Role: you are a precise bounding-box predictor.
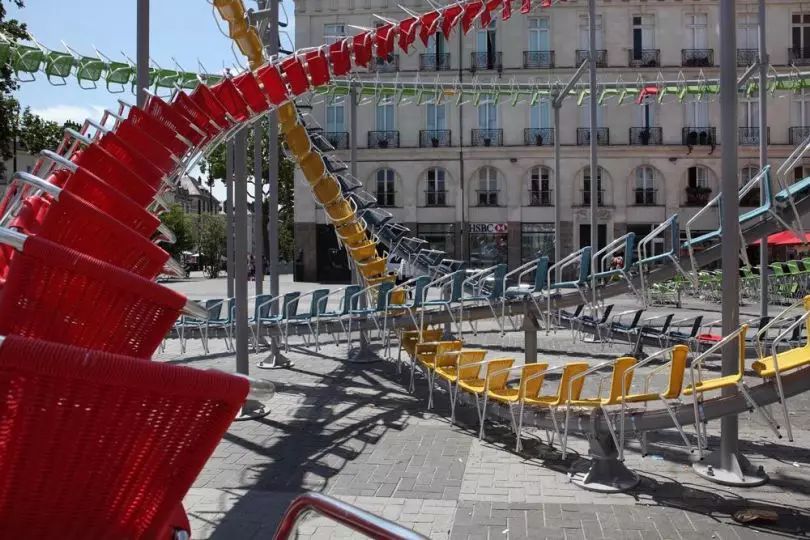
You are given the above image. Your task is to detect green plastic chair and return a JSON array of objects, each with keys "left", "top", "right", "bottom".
[
  {"left": 770, "top": 263, "right": 785, "bottom": 277},
  {"left": 176, "top": 71, "right": 200, "bottom": 90},
  {"left": 200, "top": 73, "right": 222, "bottom": 86},
  {"left": 145, "top": 67, "right": 179, "bottom": 96},
  {"left": 42, "top": 49, "right": 74, "bottom": 85},
  {"left": 12, "top": 44, "right": 44, "bottom": 82},
  {"left": 73, "top": 54, "right": 105, "bottom": 89},
  {"left": 104, "top": 60, "right": 134, "bottom": 93},
  {"left": 786, "top": 260, "right": 802, "bottom": 276}
]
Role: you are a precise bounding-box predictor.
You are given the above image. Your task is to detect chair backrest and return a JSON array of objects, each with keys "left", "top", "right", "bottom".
[
  {"left": 448, "top": 271, "right": 466, "bottom": 302},
  {"left": 254, "top": 294, "right": 273, "bottom": 320},
  {"left": 488, "top": 264, "right": 507, "bottom": 298},
  {"left": 534, "top": 256, "right": 550, "bottom": 291},
  {"left": 225, "top": 298, "right": 236, "bottom": 322},
  {"left": 310, "top": 288, "right": 330, "bottom": 316},
  {"left": 458, "top": 350, "right": 488, "bottom": 380},
  {"left": 375, "top": 281, "right": 395, "bottom": 310},
  {"left": 577, "top": 247, "right": 592, "bottom": 283},
  {"left": 435, "top": 341, "right": 464, "bottom": 368},
  {"left": 0, "top": 334, "right": 249, "bottom": 539},
  {"left": 520, "top": 363, "right": 549, "bottom": 399},
  {"left": 411, "top": 276, "right": 432, "bottom": 308},
  {"left": 688, "top": 316, "right": 704, "bottom": 337},
  {"left": 660, "top": 313, "right": 674, "bottom": 333},
  {"left": 205, "top": 299, "right": 224, "bottom": 321},
  {"left": 621, "top": 234, "right": 636, "bottom": 272},
  {"left": 669, "top": 214, "right": 680, "bottom": 256},
  {"left": 554, "top": 362, "right": 590, "bottom": 405},
  {"left": 628, "top": 309, "right": 644, "bottom": 329},
  {"left": 281, "top": 291, "right": 301, "bottom": 318},
  {"left": 484, "top": 358, "right": 515, "bottom": 390},
  {"left": 598, "top": 304, "right": 614, "bottom": 324},
  {"left": 342, "top": 285, "right": 363, "bottom": 314},
  {"left": 661, "top": 345, "right": 689, "bottom": 399},
  {"left": 603, "top": 357, "right": 637, "bottom": 405}
]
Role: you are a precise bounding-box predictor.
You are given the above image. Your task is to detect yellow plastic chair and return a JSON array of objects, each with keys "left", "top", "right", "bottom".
[
  {"left": 397, "top": 328, "right": 443, "bottom": 375},
  {"left": 683, "top": 324, "right": 781, "bottom": 457},
  {"left": 348, "top": 241, "right": 377, "bottom": 263},
  {"left": 519, "top": 362, "right": 589, "bottom": 450},
  {"left": 484, "top": 363, "right": 549, "bottom": 450},
  {"left": 214, "top": 0, "right": 245, "bottom": 21},
  {"left": 366, "top": 273, "right": 396, "bottom": 287},
  {"left": 433, "top": 349, "right": 488, "bottom": 423},
  {"left": 300, "top": 152, "right": 326, "bottom": 184},
  {"left": 457, "top": 357, "right": 515, "bottom": 438},
  {"left": 336, "top": 219, "right": 366, "bottom": 241},
  {"left": 277, "top": 101, "right": 297, "bottom": 126},
  {"left": 357, "top": 256, "right": 386, "bottom": 279},
  {"left": 342, "top": 230, "right": 369, "bottom": 250},
  {"left": 413, "top": 341, "right": 463, "bottom": 407},
  {"left": 325, "top": 198, "right": 355, "bottom": 227},
  {"left": 235, "top": 28, "right": 263, "bottom": 59},
  {"left": 285, "top": 125, "right": 312, "bottom": 159},
  {"left": 619, "top": 345, "right": 690, "bottom": 458},
  {"left": 312, "top": 176, "right": 341, "bottom": 206}
]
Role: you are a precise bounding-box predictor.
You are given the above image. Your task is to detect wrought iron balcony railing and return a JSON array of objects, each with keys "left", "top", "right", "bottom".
[
  {"left": 628, "top": 49, "right": 660, "bottom": 68},
  {"left": 424, "top": 190, "right": 448, "bottom": 207},
  {"left": 634, "top": 188, "right": 657, "bottom": 206},
  {"left": 790, "top": 126, "right": 810, "bottom": 145},
  {"left": 737, "top": 49, "right": 758, "bottom": 67},
  {"left": 682, "top": 49, "right": 714, "bottom": 67},
  {"left": 528, "top": 189, "right": 553, "bottom": 206},
  {"left": 629, "top": 127, "right": 662, "bottom": 146},
  {"left": 419, "top": 129, "right": 452, "bottom": 148},
  {"left": 522, "top": 50, "right": 555, "bottom": 69},
  {"left": 789, "top": 48, "right": 810, "bottom": 66},
  {"left": 367, "top": 130, "right": 400, "bottom": 149},
  {"left": 471, "top": 128, "right": 503, "bottom": 147},
  {"left": 524, "top": 128, "right": 554, "bottom": 146},
  {"left": 576, "top": 49, "right": 607, "bottom": 67},
  {"left": 738, "top": 127, "right": 770, "bottom": 145},
  {"left": 369, "top": 54, "right": 399, "bottom": 73},
  {"left": 476, "top": 190, "right": 500, "bottom": 207},
  {"left": 576, "top": 127, "right": 609, "bottom": 146},
  {"left": 681, "top": 127, "right": 716, "bottom": 147},
  {"left": 324, "top": 132, "right": 349, "bottom": 150},
  {"left": 580, "top": 190, "right": 605, "bottom": 206},
  {"left": 470, "top": 52, "right": 503, "bottom": 73},
  {"left": 419, "top": 52, "right": 451, "bottom": 71}
]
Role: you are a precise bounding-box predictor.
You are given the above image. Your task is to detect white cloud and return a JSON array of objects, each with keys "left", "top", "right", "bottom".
[{"left": 30, "top": 104, "right": 107, "bottom": 125}]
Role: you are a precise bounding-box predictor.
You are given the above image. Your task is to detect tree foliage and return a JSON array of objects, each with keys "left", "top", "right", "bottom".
[
  {"left": 201, "top": 118, "right": 296, "bottom": 261},
  {"left": 0, "top": 1, "right": 27, "bottom": 177},
  {"left": 189, "top": 213, "right": 227, "bottom": 279},
  {"left": 17, "top": 106, "right": 81, "bottom": 153},
  {"left": 159, "top": 204, "right": 194, "bottom": 262}
]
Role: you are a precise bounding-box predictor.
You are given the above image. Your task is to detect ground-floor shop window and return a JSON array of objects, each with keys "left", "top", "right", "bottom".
[
  {"left": 468, "top": 223, "right": 508, "bottom": 267},
  {"left": 521, "top": 223, "right": 556, "bottom": 264},
  {"left": 627, "top": 224, "right": 664, "bottom": 262},
  {"left": 417, "top": 223, "right": 455, "bottom": 255}
]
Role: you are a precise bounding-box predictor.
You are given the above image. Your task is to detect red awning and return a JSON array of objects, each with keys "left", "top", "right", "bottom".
[{"left": 753, "top": 231, "right": 810, "bottom": 245}]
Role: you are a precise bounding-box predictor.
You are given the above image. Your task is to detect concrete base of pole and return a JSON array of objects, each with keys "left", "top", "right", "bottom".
[
  {"left": 692, "top": 450, "right": 768, "bottom": 487},
  {"left": 233, "top": 398, "right": 271, "bottom": 421},
  {"left": 256, "top": 338, "right": 294, "bottom": 369},
  {"left": 345, "top": 345, "right": 383, "bottom": 364},
  {"left": 568, "top": 432, "right": 640, "bottom": 493}
]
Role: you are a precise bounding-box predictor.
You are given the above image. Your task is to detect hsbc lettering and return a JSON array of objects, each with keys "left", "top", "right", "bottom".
[{"left": 468, "top": 223, "right": 508, "bottom": 234}]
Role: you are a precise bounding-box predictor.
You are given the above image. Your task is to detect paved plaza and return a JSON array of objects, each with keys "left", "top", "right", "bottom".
[{"left": 160, "top": 274, "right": 810, "bottom": 540}]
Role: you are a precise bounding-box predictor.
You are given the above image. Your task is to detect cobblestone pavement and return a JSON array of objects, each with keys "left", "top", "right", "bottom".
[{"left": 159, "top": 277, "right": 810, "bottom": 539}]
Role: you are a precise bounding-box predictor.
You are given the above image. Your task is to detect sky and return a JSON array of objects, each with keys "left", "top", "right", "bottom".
[{"left": 9, "top": 0, "right": 295, "bottom": 123}]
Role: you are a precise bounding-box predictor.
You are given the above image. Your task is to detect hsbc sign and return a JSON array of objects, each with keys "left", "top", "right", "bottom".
[{"left": 468, "top": 223, "right": 508, "bottom": 234}]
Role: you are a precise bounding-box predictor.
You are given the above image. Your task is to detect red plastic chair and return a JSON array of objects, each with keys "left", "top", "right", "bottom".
[
  {"left": 232, "top": 70, "right": 270, "bottom": 116},
  {"left": 1, "top": 173, "right": 172, "bottom": 280},
  {"left": 141, "top": 96, "right": 208, "bottom": 148},
  {"left": 462, "top": 2, "right": 484, "bottom": 34},
  {"left": 117, "top": 106, "right": 191, "bottom": 159},
  {"left": 397, "top": 17, "right": 419, "bottom": 53},
  {"left": 107, "top": 114, "right": 179, "bottom": 175},
  {"left": 0, "top": 232, "right": 188, "bottom": 357},
  {"left": 210, "top": 77, "right": 251, "bottom": 123},
  {"left": 375, "top": 23, "right": 396, "bottom": 59},
  {"left": 305, "top": 48, "right": 330, "bottom": 87},
  {"left": 173, "top": 90, "right": 221, "bottom": 140},
  {"left": 281, "top": 56, "right": 310, "bottom": 96},
  {"left": 419, "top": 11, "right": 441, "bottom": 47},
  {"left": 352, "top": 32, "right": 372, "bottom": 68},
  {"left": 328, "top": 40, "right": 352, "bottom": 76},
  {"left": 441, "top": 4, "right": 464, "bottom": 39},
  {"left": 255, "top": 63, "right": 290, "bottom": 105},
  {"left": 0, "top": 333, "right": 249, "bottom": 539},
  {"left": 189, "top": 84, "right": 231, "bottom": 132}
]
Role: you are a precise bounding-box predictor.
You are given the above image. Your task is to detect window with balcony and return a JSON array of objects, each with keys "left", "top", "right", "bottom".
[
  {"left": 737, "top": 13, "right": 758, "bottom": 66},
  {"left": 683, "top": 13, "right": 712, "bottom": 67},
  {"left": 474, "top": 20, "right": 501, "bottom": 71},
  {"left": 578, "top": 97, "right": 608, "bottom": 145},
  {"left": 372, "top": 22, "right": 398, "bottom": 72},
  {"left": 422, "top": 32, "right": 450, "bottom": 70},
  {"left": 324, "top": 23, "right": 345, "bottom": 45},
  {"left": 375, "top": 168, "right": 396, "bottom": 207},
  {"left": 683, "top": 99, "right": 714, "bottom": 149},
  {"left": 526, "top": 101, "right": 553, "bottom": 145},
  {"left": 630, "top": 15, "right": 659, "bottom": 67},
  {"left": 739, "top": 166, "right": 761, "bottom": 206},
  {"left": 473, "top": 96, "right": 502, "bottom": 146},
  {"left": 791, "top": 88, "right": 810, "bottom": 144},
  {"left": 425, "top": 167, "right": 448, "bottom": 206},
  {"left": 686, "top": 165, "right": 713, "bottom": 205},
  {"left": 528, "top": 166, "right": 552, "bottom": 206},
  {"left": 578, "top": 13, "right": 606, "bottom": 67},
  {"left": 525, "top": 17, "right": 554, "bottom": 68},
  {"left": 582, "top": 166, "right": 604, "bottom": 206},
  {"left": 477, "top": 166, "right": 499, "bottom": 206},
  {"left": 634, "top": 166, "right": 657, "bottom": 205},
  {"left": 325, "top": 96, "right": 346, "bottom": 149},
  {"left": 369, "top": 98, "right": 398, "bottom": 148},
  {"left": 631, "top": 99, "right": 661, "bottom": 145},
  {"left": 792, "top": 14, "right": 810, "bottom": 65},
  {"left": 739, "top": 98, "right": 766, "bottom": 145}
]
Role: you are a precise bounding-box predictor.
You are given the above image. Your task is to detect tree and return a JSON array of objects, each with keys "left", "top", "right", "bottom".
[
  {"left": 159, "top": 204, "right": 194, "bottom": 262},
  {"left": 17, "top": 106, "right": 81, "bottom": 153},
  {"left": 201, "top": 118, "right": 296, "bottom": 261},
  {"left": 189, "top": 213, "right": 227, "bottom": 279},
  {"left": 0, "top": 1, "right": 27, "bottom": 178}
]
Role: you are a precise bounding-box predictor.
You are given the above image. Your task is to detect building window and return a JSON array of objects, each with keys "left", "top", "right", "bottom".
[
  {"left": 686, "top": 13, "right": 708, "bottom": 48},
  {"left": 417, "top": 223, "right": 455, "bottom": 255},
  {"left": 793, "top": 14, "right": 810, "bottom": 59},
  {"left": 627, "top": 224, "right": 664, "bottom": 259},
  {"left": 530, "top": 100, "right": 551, "bottom": 130},
  {"left": 579, "top": 14, "right": 603, "bottom": 50},
  {"left": 740, "top": 166, "right": 761, "bottom": 206},
  {"left": 375, "top": 168, "right": 396, "bottom": 207},
  {"left": 582, "top": 166, "right": 604, "bottom": 206},
  {"left": 426, "top": 102, "right": 446, "bottom": 131},
  {"left": 579, "top": 96, "right": 605, "bottom": 128},
  {"left": 637, "top": 99, "right": 657, "bottom": 128},
  {"left": 528, "top": 17, "right": 550, "bottom": 51},
  {"left": 529, "top": 166, "right": 552, "bottom": 206},
  {"left": 324, "top": 24, "right": 345, "bottom": 45},
  {"left": 477, "top": 167, "right": 499, "bottom": 206},
  {"left": 739, "top": 98, "right": 759, "bottom": 128},
  {"left": 326, "top": 95, "right": 345, "bottom": 133},
  {"left": 631, "top": 15, "right": 655, "bottom": 57},
  {"left": 477, "top": 19, "right": 497, "bottom": 56},
  {"left": 478, "top": 95, "right": 498, "bottom": 130},
  {"left": 685, "top": 99, "right": 709, "bottom": 127},
  {"left": 738, "top": 13, "right": 758, "bottom": 49},
  {"left": 521, "top": 224, "right": 555, "bottom": 264},
  {"left": 468, "top": 223, "right": 508, "bottom": 268},
  {"left": 792, "top": 88, "right": 810, "bottom": 126},
  {"left": 425, "top": 168, "right": 447, "bottom": 206},
  {"left": 376, "top": 98, "right": 395, "bottom": 131},
  {"left": 686, "top": 165, "right": 713, "bottom": 205},
  {"left": 688, "top": 166, "right": 709, "bottom": 189},
  {"left": 635, "top": 166, "right": 657, "bottom": 205}
]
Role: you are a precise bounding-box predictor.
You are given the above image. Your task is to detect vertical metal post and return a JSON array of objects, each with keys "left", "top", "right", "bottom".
[
  {"left": 349, "top": 86, "right": 369, "bottom": 350},
  {"left": 588, "top": 0, "right": 599, "bottom": 309},
  {"left": 234, "top": 128, "right": 250, "bottom": 376},
  {"left": 267, "top": 0, "right": 280, "bottom": 311},
  {"left": 254, "top": 122, "right": 264, "bottom": 296},
  {"left": 226, "top": 140, "right": 235, "bottom": 299},
  {"left": 136, "top": 0, "right": 149, "bottom": 108},
  {"left": 692, "top": 0, "right": 767, "bottom": 487},
  {"left": 553, "top": 104, "right": 561, "bottom": 281},
  {"left": 758, "top": 0, "right": 769, "bottom": 316}
]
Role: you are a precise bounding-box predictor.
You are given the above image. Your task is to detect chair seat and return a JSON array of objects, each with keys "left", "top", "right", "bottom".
[
  {"left": 622, "top": 392, "right": 660, "bottom": 404},
  {"left": 611, "top": 323, "right": 634, "bottom": 331},
  {"left": 523, "top": 395, "right": 560, "bottom": 407},
  {"left": 568, "top": 397, "right": 610, "bottom": 407},
  {"left": 256, "top": 316, "right": 282, "bottom": 324},
  {"left": 461, "top": 295, "right": 489, "bottom": 302},
  {"left": 434, "top": 366, "right": 458, "bottom": 382},
  {"left": 458, "top": 378, "right": 486, "bottom": 394},
  {"left": 739, "top": 204, "right": 770, "bottom": 223},
  {"left": 486, "top": 388, "right": 520, "bottom": 403},
  {"left": 775, "top": 176, "right": 810, "bottom": 202},
  {"left": 350, "top": 308, "right": 377, "bottom": 316},
  {"left": 423, "top": 299, "right": 450, "bottom": 306},
  {"left": 668, "top": 331, "right": 691, "bottom": 340},
  {"left": 549, "top": 281, "right": 583, "bottom": 290},
  {"left": 682, "top": 374, "right": 742, "bottom": 395},
  {"left": 752, "top": 346, "right": 810, "bottom": 378},
  {"left": 504, "top": 286, "right": 534, "bottom": 297},
  {"left": 320, "top": 311, "right": 342, "bottom": 317},
  {"left": 682, "top": 230, "right": 721, "bottom": 249}
]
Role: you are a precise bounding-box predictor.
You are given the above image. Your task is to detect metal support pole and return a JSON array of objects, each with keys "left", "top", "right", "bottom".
[
  {"left": 136, "top": 0, "right": 149, "bottom": 108},
  {"left": 226, "top": 140, "right": 235, "bottom": 299},
  {"left": 267, "top": 0, "right": 280, "bottom": 309},
  {"left": 587, "top": 0, "right": 599, "bottom": 310},
  {"left": 349, "top": 86, "right": 369, "bottom": 352},
  {"left": 553, "top": 104, "right": 562, "bottom": 281},
  {"left": 522, "top": 299, "right": 538, "bottom": 364},
  {"left": 692, "top": 0, "right": 767, "bottom": 487},
  {"left": 234, "top": 128, "right": 250, "bottom": 377},
  {"left": 758, "top": 0, "right": 769, "bottom": 316},
  {"left": 254, "top": 122, "right": 264, "bottom": 296}
]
